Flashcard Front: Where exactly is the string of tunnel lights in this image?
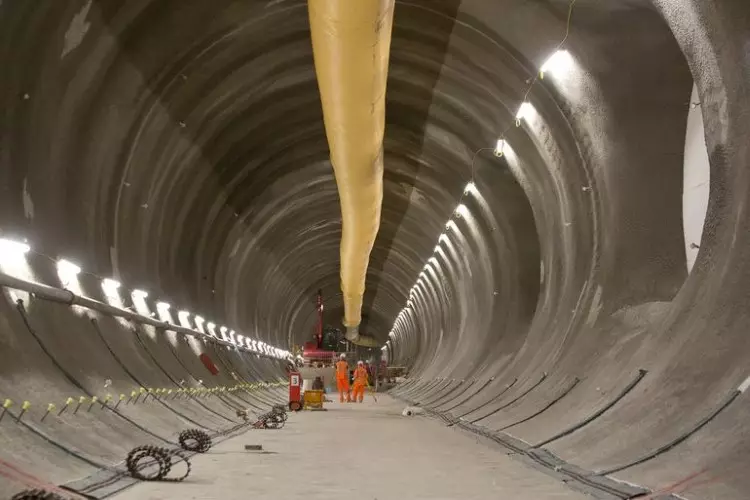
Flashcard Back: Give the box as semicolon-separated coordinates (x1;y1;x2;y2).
383;0;578;356
0;238;292;361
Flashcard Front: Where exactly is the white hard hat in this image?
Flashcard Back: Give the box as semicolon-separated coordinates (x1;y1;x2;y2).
358;360;364;365
340;353;346;359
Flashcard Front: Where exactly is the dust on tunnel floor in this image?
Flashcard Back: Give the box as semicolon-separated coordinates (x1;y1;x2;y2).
114;395;587;500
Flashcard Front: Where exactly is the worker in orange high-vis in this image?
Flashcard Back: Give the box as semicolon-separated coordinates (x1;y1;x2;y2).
351;361;369;403
335;354;351;403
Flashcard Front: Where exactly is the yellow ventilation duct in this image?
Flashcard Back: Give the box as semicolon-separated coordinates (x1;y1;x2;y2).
308;0;394;347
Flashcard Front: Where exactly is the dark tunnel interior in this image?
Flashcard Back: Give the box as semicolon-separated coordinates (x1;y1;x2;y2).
1;0;749;498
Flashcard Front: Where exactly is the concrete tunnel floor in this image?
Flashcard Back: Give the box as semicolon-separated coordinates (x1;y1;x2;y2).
115;396;586;500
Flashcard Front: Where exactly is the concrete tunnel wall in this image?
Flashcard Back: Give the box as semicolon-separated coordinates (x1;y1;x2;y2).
0;0;749;498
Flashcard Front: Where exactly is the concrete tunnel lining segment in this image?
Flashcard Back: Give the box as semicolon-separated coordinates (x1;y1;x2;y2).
1;0;749;498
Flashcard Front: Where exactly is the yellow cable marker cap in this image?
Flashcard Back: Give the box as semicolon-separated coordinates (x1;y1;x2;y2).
21;401;31;410
78;396;87;403
47;403;56;412
91;396;98;403
65;397;74;405
3;399;12;408
120;394;127;400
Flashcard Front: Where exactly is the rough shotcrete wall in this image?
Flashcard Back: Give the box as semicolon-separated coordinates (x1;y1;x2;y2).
390;1;750;499
0;0;749;498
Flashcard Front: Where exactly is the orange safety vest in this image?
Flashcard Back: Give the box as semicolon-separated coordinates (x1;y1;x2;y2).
354;366;368;383
336;360;349;379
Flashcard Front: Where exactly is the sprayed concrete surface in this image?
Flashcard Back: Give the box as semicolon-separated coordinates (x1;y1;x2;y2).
115;395;586;500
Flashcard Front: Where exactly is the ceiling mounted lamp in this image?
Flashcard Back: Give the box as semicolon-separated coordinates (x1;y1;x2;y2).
515;102;534;125
56;259;81;276
102;278;120;291
540;49;573;79
0;238;30;259
464;182;478;196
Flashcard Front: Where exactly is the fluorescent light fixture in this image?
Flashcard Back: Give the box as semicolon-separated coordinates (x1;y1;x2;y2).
132;289;148;299
464;182;477;195
102;278;120;291
193;315;205;334
495;139;506;156
428;257;438;266
516;102;534;122
156;302;173;324
455;204;470;218
0;239;30;256
446;220;459;232
438;234;449;245
540;50;573;79
57;259;81;276
177;310;192;329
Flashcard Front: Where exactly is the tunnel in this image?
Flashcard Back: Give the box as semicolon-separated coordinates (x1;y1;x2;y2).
0;0;748;498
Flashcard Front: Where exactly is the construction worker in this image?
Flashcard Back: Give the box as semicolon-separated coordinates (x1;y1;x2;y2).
335;354;351;403
351;361;369;403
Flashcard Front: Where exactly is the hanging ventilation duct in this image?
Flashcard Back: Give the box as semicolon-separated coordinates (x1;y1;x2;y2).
307;0;394;347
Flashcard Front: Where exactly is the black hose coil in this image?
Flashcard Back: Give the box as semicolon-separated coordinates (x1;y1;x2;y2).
11;490;66;500
178;429;212;453
126;445;191;482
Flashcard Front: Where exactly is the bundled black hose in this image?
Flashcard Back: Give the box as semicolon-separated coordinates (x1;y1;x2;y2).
266;413;285;429
126;445;191;482
11;490;66;500
178;429;212;453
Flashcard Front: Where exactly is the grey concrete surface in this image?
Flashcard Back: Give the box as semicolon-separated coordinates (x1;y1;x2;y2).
1;0;750;499
115;396;587;500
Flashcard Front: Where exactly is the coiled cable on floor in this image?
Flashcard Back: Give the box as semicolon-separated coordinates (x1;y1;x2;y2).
178;429;212;453
10;490;66;500
126;445;191;482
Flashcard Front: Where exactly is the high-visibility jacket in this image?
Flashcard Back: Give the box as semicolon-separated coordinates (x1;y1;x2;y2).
336;360;349;379
353;366;368;384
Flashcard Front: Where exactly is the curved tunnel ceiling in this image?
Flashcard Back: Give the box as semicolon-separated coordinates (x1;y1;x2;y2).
1;0;750;497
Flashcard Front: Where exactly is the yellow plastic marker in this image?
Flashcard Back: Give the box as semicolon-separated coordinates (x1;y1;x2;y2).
0;399;11;422
73;397;87;415
17;401;31;422
42;403;56;422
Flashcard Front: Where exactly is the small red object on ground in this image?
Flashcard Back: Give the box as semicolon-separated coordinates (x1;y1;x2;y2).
288;371;302;411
